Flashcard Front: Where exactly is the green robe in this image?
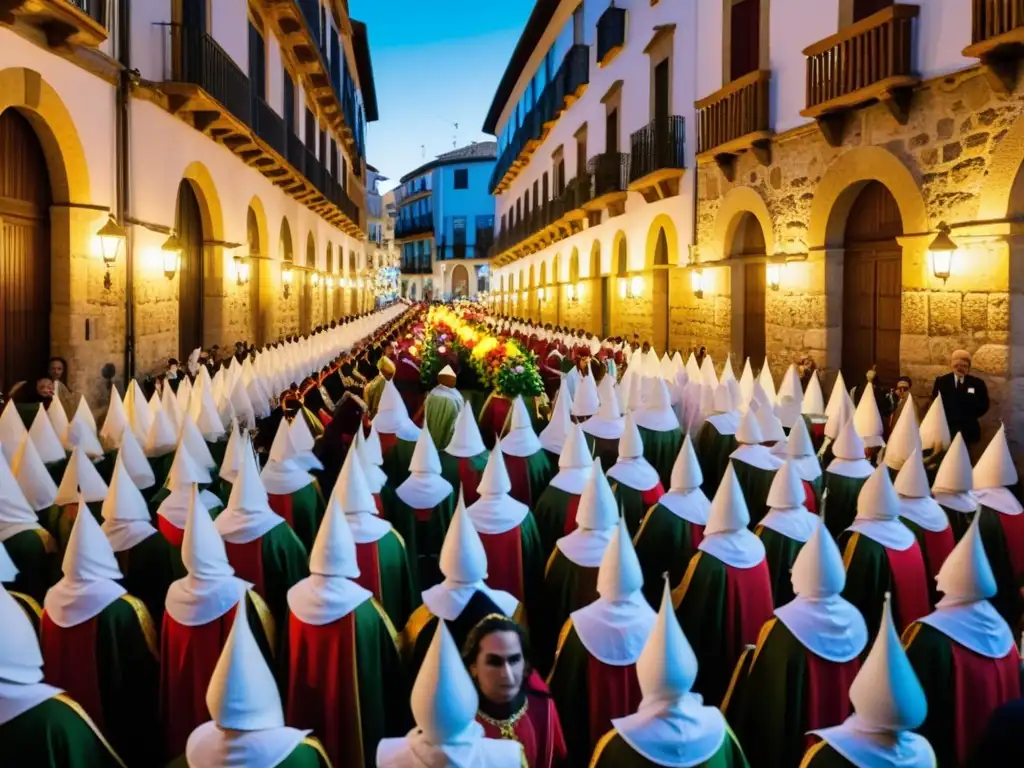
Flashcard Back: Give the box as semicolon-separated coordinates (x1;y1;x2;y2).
381;436;418;488
536;548;600;676
2;527;57;602
801;741;870;768
363;528;419;632
268;481;325;554
422;389;462;450
40;501;104;556
547;623;605;762
167;738;331;768
114;531;177;632
0;694;126;768
249;523;311;631
584;434;620;473
731;460;777;528
590;727;750;768
728;619;854;768
756;526;805;608
634;504;703;608
977;505;1024;629
438;450;489;506
940;503;975;543
901;622;964;768
637;425;683;492
532;485;580;556
147;451;176;493
695;423;738;500
379;486;455;592
611;483;658;539
822;473;869;540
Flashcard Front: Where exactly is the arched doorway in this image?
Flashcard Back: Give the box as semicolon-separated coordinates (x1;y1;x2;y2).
451;264;469;297
731;213;767;364
611;236;627;338
842;181;903;387
279;219;293;338
176;179;204;361
0;109;51;392
301;233;315;332
410;281;417;301
246;205;264;346
652;227;670;354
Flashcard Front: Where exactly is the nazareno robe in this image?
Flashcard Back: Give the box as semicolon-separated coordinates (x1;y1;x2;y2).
266;482;325;554
727;619;859;768
755;525;807;609
636;425;683;492
476;688;568;768
536;545;603;676
283;598;411;768
351;524;418;632
167;738;331;767
633;501;705;609
609;478;665;538
379;485;454;592
839;532;930;641
730;457;778;528
533;484;586;558
694;422;738;501
113;530;177;631
503;449;555;510
160;592;276;761
40;595;161;767
673;552;774;707
589;727;749;768
977;505;1024;629
901;518;955;609
547;621;643;761
0;692;126;768
439;450;489;507
418;388;463;451
379;434;419;488
821;472;870;540
1;527;57;602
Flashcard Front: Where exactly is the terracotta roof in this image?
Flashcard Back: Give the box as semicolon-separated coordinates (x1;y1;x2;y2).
399;141;497;183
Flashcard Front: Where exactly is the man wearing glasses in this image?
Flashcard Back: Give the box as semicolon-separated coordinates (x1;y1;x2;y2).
931;349;990;449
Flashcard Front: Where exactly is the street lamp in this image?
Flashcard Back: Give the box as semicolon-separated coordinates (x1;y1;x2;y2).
233;254;250;286
929;222;957;283
766;261;782;291
161;232;181;279
282;265;293;298
96;214;126;290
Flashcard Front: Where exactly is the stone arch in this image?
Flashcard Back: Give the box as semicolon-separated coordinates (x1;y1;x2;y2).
808;146;929;249
246;196;268;257
978;105;1024;222
644;213;680;268
711;187;775;258
539;261;547;287
613;233;628;275
569;247;580;282
451;264;470;297
589;241;600;278
180;161;225;244
279;218;294;262
305;231;316;269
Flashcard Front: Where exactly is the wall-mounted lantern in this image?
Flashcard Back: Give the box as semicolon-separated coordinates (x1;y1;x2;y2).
96;214;126;291
929;222;957;283
282;265;294;298
538;287;546;302
630;276;644;298
691;267;704;300
311;272;321;288
161;232;181;279
766;261;783;291
326;275;335;290
233;254;250;286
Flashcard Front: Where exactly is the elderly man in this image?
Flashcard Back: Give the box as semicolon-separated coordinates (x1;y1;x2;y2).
931;350;989;449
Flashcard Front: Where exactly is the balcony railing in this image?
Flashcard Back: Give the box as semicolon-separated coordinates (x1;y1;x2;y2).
588;152;630;200
696;69;771;156
287;132;305;175
487;175;592;261
396;214;434;239
596;4;627;66
252;96;286;157
629;116;686;183
401;260;433;274
167;23;251;126
803;5;919;121
970;0;1024;42
489;44;591;194
964;1;1024;90
66;0;105;26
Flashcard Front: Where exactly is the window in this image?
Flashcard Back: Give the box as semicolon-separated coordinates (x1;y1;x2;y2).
573;3;585;45
283;70;295;134
729;0;761;81
453;217;467;245
248;22;266;101
454;169;469;189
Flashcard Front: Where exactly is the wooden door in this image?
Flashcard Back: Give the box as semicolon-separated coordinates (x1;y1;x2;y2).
0;109;51;393
451;264;469;297
842;181;903;387
605;109;618;154
176;180;204;361
730;0;761;81
654;58;670;122
743;262;766;363
854;0;892;22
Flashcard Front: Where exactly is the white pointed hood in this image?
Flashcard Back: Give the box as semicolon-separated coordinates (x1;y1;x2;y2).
757;358;776;405
0;581;50;690
467;441;529;534
333;444;391;544
288;413;323;472
181;413;216;470
611;579;726;767
166;438;213;488
853;384;885;448
583;374;625;441
557;459;620;567
766;459;806;509
884;395;921;470
397;427;453;510
410;622;480;746
738;359;755;407
217;435;283;544
356;426;388;493
698;462;765;568
919;394;952;454
125;380;154;442
730;405;783;472
100;453;157;552
656;435;712;527
161;381;183;429
500;396;542;457
848;464;916;550
824;388;854;441
0;449;39;541
633;378;678;433
27;404;65;465
894;449;949;534
551;422;594;488
571;517;656;665
932;433;978;514
259;419;313;496
801;371;826;417
143;406;178;458
188;376;226;442
64;408;104;459
608;412;661;491
118;427;155;490
44;496;126;627
46;397;69;449
539;380;573;455
785;417;822;483
0;401;28;460
828;417;871;474
373;379;420;440
775;516;868;663
571;373;601;418
55;446;108;505
774;364;804;427
973;424;1023;516
445;404;486;458
11;436;57;512
824;371;849;420
218;422;243;484
158;443;222;531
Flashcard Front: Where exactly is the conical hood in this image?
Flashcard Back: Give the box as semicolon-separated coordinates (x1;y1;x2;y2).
777;364;803;406
734;406;764;445
767;459;805;508
47;397;69;447
268;417;297;463
477;441;512;496
576;460;620;531
642;377;672;413
74;396;96;433
596;516;644;601
445;403;486;457
824;390;854;440
920;394;952;454
166;439;212;488
786;417;815;459
802;371;826;416
225;435;274;516
0;400;28;458
11;436;57;511
935;513;996;604
144;406;178;457
0;449;35;526
180;412;216;470
65;412;103;459
0;581;44;684
721;356;736;382
974;424;1018;490
181;484;233;579
333;442;377;515
116;427;155;489
704;463;750;535
853;384;884;442
856;464;902;522
559;423;592;470
410;426;443;475
849;594;927;731
669;434;703;492
831;417;865;461
190;377;226;441
571;373;600;417
206;597;285;730
364;425;385;466
55;446;108;505
758;358;776;404
884;396;921;470
161;381;183;428
373;379;413;433
439;492;487;584
100;453;149;523
509;395;533;431
637;578;698;702
125;380;153;441
755;401;786;442
699;355;718;388
289;413;316;454
618;411;644;459
933;433;973;493
685;353;701;383
219;421;243;483
738;359;755;406
539;381;573;454
411;621;479;745
712;382;734;413
824;371;849;419
62;496;123;582
310;495;360;578
790;516;846;598
594;375;623;420
894;449;931;499
28;404;66;464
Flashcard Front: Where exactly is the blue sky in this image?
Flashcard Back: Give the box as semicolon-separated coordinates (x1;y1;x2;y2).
351;0;534;191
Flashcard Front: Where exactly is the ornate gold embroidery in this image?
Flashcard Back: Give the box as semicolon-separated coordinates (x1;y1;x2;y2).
478;697;528;741
302;735;334;767
588;728;618;768
54;694;128;768
370;597;399;648
119;595;158;659
10;590;42;620
247;590;277;657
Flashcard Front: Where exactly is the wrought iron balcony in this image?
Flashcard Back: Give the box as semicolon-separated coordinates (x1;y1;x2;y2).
395;214;434;240
802;5;919;145
628;115;686;200
964;0;1024;91
487;176;592;264
167;23;251;125
596;3;627;66
287;132;306;175
695;69;772;180
251;96;286;157
587;152;629;201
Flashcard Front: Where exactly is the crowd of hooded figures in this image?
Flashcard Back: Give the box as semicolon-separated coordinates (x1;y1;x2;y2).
0;298;1021;768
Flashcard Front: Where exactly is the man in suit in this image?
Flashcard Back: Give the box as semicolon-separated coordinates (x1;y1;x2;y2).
931;349;989;447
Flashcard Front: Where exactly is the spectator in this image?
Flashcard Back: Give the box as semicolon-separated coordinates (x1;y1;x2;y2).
931;350;989;448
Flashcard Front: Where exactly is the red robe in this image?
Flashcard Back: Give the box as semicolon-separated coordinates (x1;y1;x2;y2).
478;528;526;602
950;643;1020;764
586;658;642;753
477;691;568;768
157;516;185;547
